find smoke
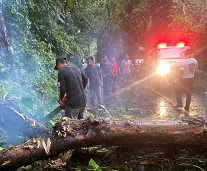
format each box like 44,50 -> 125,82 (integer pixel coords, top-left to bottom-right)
0,5 -> 60,147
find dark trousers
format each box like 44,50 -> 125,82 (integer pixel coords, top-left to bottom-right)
111,75 -> 117,90
103,74 -> 110,92
175,78 -> 194,109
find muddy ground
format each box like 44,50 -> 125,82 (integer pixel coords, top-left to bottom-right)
87,69 -> 207,121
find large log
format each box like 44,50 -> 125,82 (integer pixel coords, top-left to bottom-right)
0,104 -> 49,142
1,117 -> 207,170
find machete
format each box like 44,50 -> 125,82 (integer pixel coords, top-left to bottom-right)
39,105 -> 63,125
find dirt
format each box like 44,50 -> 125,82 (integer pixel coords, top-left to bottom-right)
20,145 -> 207,171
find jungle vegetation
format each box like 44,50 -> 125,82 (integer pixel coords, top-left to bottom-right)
0,0 -> 207,143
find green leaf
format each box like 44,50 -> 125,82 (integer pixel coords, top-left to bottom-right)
89,158 -> 102,171
45,0 -> 56,11
67,0 -> 74,9
0,142 -> 6,146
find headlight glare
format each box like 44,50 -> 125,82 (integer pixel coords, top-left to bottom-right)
157,63 -> 170,75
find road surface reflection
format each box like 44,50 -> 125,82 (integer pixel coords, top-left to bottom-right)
86,75 -> 207,120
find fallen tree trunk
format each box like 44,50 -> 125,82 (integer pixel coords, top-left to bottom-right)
0,104 -> 49,143
1,117 -> 207,170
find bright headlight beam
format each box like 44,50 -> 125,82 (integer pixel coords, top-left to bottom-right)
157,63 -> 170,75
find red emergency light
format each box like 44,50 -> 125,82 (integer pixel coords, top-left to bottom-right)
157,43 -> 167,48
176,42 -> 185,47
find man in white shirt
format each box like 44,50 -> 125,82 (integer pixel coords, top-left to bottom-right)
174,49 -> 198,111
121,54 -> 132,86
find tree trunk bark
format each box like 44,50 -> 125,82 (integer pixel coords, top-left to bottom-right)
0,13 -> 18,81
1,117 -> 207,170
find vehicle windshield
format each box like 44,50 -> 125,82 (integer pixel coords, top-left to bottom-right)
158,47 -> 187,59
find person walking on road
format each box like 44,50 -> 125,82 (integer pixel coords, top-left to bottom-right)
174,49 -> 198,112
121,54 -> 132,86
110,57 -> 118,91
54,57 -> 88,119
100,55 -> 111,94
84,57 -> 104,111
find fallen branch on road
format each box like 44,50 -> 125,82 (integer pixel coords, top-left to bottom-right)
1,117 -> 207,170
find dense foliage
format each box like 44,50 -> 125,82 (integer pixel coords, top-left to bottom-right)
0,0 -> 207,139
0,1 -> 207,170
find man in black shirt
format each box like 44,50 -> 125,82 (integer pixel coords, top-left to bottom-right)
54,57 -> 88,119
100,55 -> 111,94
84,57 -> 104,111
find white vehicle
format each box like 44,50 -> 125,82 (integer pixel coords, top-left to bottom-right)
147,42 -> 190,89
135,58 -> 144,66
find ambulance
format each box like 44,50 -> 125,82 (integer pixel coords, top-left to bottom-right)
147,42 -> 190,88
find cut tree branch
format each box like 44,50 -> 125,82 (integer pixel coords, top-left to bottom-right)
1,117 -> 207,170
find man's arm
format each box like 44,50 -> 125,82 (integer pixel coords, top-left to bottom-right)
109,63 -> 114,75
178,62 -> 185,78
195,60 -> 198,71
97,66 -> 103,87
84,68 -> 90,90
58,71 -> 67,99
120,60 -> 123,73
81,72 -> 88,89
100,62 -> 105,76
100,73 -> 103,87
178,70 -> 184,78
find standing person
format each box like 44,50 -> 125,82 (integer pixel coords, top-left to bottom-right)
54,57 -> 88,119
110,57 -> 118,90
120,54 -> 132,86
84,57 -> 104,111
174,49 -> 198,112
100,55 -> 111,94
81,58 -> 87,70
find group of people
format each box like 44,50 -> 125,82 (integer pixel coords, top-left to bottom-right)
53,48 -> 197,120
82,54 -> 133,92
54,54 -> 126,118
99,54 -> 134,92
99,55 -> 117,94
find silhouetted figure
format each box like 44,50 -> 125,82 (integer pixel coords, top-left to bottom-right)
174,49 -> 198,112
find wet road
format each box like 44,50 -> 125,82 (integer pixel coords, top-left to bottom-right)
86,70 -> 207,120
